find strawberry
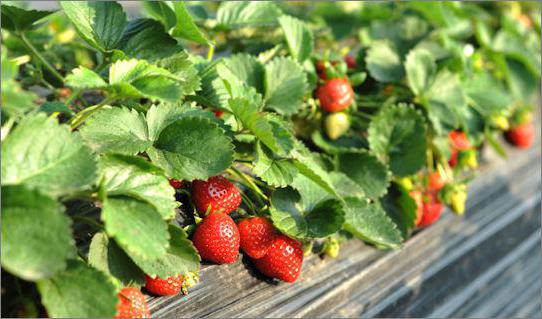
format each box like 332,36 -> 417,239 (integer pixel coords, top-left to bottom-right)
192,176 -> 241,215
344,55 -> 357,69
324,112 -> 350,140
253,235 -> 303,283
316,78 -> 354,113
115,287 -> 150,319
428,172 -> 445,192
418,193 -> 443,227
213,110 -> 224,118
409,190 -> 423,226
506,122 -> 534,149
192,213 -> 240,264
169,179 -> 183,189
449,130 -> 471,151
448,149 -> 458,168
238,217 -> 276,259
144,274 -> 183,296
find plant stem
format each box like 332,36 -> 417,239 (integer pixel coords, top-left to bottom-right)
207,45 -> 215,61
228,167 -> 268,205
20,32 -> 64,84
1,117 -> 16,141
69,97 -> 114,129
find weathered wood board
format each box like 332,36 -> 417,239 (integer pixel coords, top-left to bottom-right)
149,134 -> 541,318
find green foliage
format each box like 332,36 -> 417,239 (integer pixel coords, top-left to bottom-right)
61,1 -> 127,51
102,196 -> 170,260
343,197 -> 403,249
98,154 -> 178,220
37,260 -> 118,318
1,114 -> 97,197
270,187 -> 344,239
216,1 -> 282,29
337,152 -> 390,199
368,105 -> 427,176
2,2 -> 540,315
88,232 -> 145,287
264,57 -> 308,115
1,186 -> 75,281
278,15 -> 314,62
1,4 -> 54,32
128,225 -> 200,279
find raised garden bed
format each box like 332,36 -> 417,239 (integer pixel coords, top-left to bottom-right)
148,136 -> 541,318
1,2 -> 540,318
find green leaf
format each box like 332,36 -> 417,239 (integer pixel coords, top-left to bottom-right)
146,103 -> 228,142
171,2 -> 210,44
464,72 -> 512,116
423,69 -> 467,133
264,57 -> 307,115
329,171 -> 365,199
1,4 -> 54,31
98,154 -> 177,220
229,98 -> 293,156
40,102 -> 75,116
1,50 -> 38,117
37,260 -> 117,318
278,15 -> 313,62
368,105 -> 427,177
88,232 -> 145,287
60,1 -> 127,51
118,19 -> 183,62
1,186 -> 75,281
366,40 -> 404,82
291,141 -> 340,198
504,57 -> 539,103
337,152 -> 390,199
380,184 -> 417,239
79,107 -> 151,155
253,142 -> 298,188
108,59 -> 185,102
1,113 -> 97,197
343,197 -> 402,249
65,66 -> 108,89
102,196 -> 170,260
142,1 -> 176,30
156,51 -> 201,97
216,1 -> 281,29
311,130 -> 367,155
148,116 -> 234,181
405,48 -> 436,95
270,187 -> 344,239
222,54 -> 265,92
127,225 -> 200,278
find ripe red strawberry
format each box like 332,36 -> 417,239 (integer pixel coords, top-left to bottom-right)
506,122 -> 534,149
449,130 -> 471,151
344,55 -> 357,69
448,149 -> 458,168
253,235 -> 303,283
115,287 -> 150,319
316,78 -> 354,113
192,213 -> 240,264
192,176 -> 241,215
169,179 -> 183,189
144,274 -> 183,296
238,217 -> 276,259
409,191 -> 423,226
213,110 -> 224,118
428,172 -> 445,191
418,194 -> 443,227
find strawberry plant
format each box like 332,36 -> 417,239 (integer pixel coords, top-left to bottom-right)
1,1 -> 540,317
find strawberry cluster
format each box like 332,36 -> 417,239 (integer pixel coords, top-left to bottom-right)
188,176 -> 303,283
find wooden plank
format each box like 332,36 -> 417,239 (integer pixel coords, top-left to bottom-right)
149,136 -> 541,318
